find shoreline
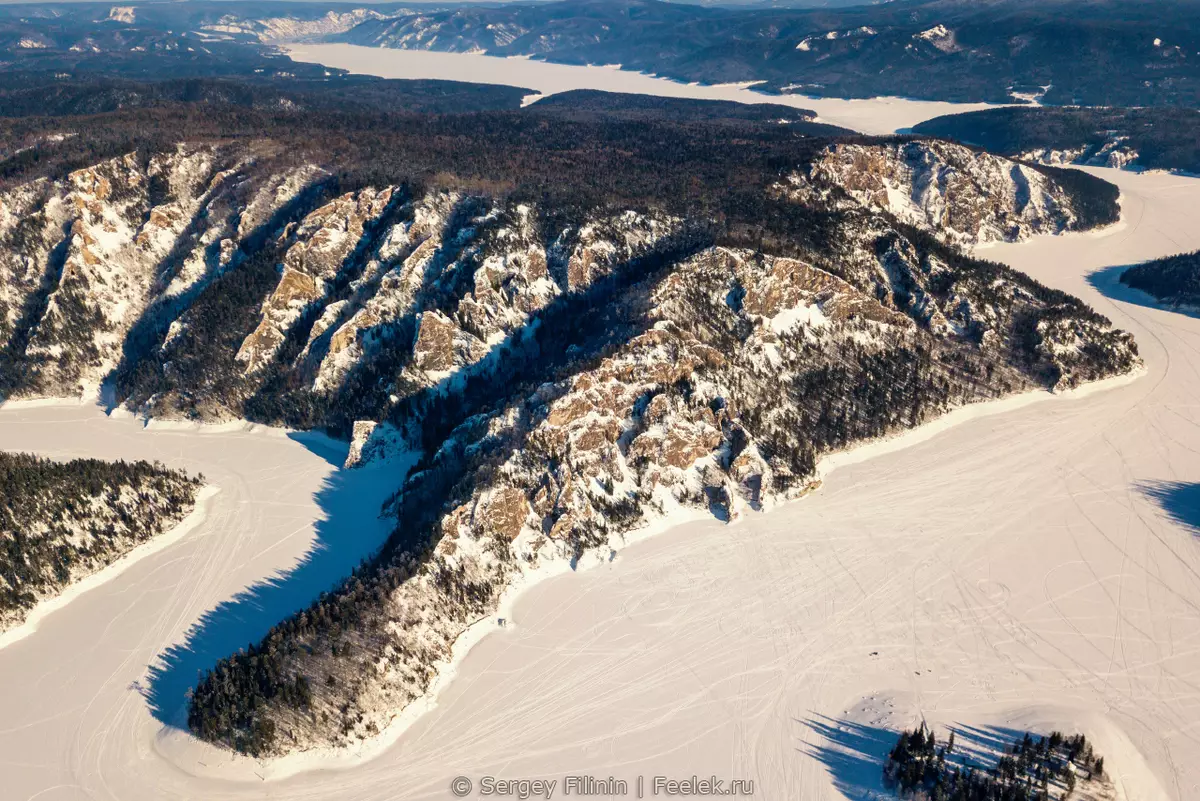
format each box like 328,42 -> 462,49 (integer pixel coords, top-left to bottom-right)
281,43 -> 1009,136
160,361 -> 1145,784
0,484 -> 220,652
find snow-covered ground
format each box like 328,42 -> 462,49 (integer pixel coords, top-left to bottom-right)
283,43 -> 1008,136
2,167 -> 1200,800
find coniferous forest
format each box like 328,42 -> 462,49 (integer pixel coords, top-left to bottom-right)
884,725 -> 1107,801
0,452 -> 202,632
1121,250 -> 1200,308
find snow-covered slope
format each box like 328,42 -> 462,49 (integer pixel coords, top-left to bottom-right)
0,134 -> 1140,759
788,140 -> 1085,246
1020,138 -> 1141,171
0,144 -> 323,400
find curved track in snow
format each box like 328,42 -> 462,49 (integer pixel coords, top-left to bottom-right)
2,168 -> 1200,800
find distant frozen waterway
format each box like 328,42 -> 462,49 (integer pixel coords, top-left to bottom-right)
284,43 -> 1008,136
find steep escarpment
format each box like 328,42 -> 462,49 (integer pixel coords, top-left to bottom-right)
177,161 -> 1133,756
0,106 -> 1138,757
0,452 -> 202,633
782,140 -> 1119,247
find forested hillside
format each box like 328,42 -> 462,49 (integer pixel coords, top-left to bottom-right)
914,107 -> 1200,175
5,0 -> 1200,107
0,82 -> 1140,756
335,0 -> 1200,107
1121,251 -> 1200,308
0,452 -> 202,633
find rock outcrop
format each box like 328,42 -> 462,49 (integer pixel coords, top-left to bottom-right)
787,140 -> 1082,246
0,134 -> 1140,758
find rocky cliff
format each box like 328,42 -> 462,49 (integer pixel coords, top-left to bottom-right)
785,141 -> 1088,247
0,142 -> 326,401
0,121 -> 1139,755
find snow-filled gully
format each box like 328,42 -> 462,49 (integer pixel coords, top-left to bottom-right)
2,168 -> 1200,800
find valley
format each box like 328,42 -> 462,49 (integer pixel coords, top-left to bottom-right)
1,166 -> 1198,799
285,43 -> 1010,136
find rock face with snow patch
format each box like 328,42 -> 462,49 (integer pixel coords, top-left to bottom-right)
787,141 -> 1083,247
0,143 -> 326,401
0,133 -> 1139,757
1020,140 -> 1141,171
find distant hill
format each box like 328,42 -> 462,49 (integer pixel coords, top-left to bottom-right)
913,106 -> 1200,175
3,1 -> 1200,107
334,0 -> 1200,106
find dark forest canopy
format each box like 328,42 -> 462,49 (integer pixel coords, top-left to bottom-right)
0,89 -> 845,211
914,106 -> 1200,175
0,451 -> 202,630
1121,251 -> 1200,308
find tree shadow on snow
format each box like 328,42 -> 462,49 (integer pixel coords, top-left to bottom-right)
947,723 -> 1033,767
801,715 -> 1049,798
1137,480 -> 1200,536
140,432 -> 414,730
800,715 -> 897,799
1087,264 -> 1200,320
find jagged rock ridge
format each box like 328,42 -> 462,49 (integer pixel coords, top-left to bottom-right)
786,141 -> 1087,247
43,140 -> 1123,756
0,125 -> 1139,756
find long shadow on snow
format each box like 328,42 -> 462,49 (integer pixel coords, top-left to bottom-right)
1137,480 -> 1200,536
802,714 -> 1050,797
141,432 -> 415,730
1087,264 -> 1200,320
801,715 -> 898,799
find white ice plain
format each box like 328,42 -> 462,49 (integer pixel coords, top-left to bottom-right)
3,167 -> 1200,800
283,43 -> 1009,136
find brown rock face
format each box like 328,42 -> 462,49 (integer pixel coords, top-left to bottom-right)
481,487 -> 530,541
411,311 -> 490,374
237,187 -> 394,374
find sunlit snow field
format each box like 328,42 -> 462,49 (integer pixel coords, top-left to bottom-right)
1,54 -> 1199,800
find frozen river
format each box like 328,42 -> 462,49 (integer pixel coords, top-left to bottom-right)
3,165 -> 1200,800
284,43 -> 1008,136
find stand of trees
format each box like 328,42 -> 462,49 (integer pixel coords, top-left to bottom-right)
884,724 -> 1106,801
1121,250 -> 1200,308
0,452 -> 202,631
